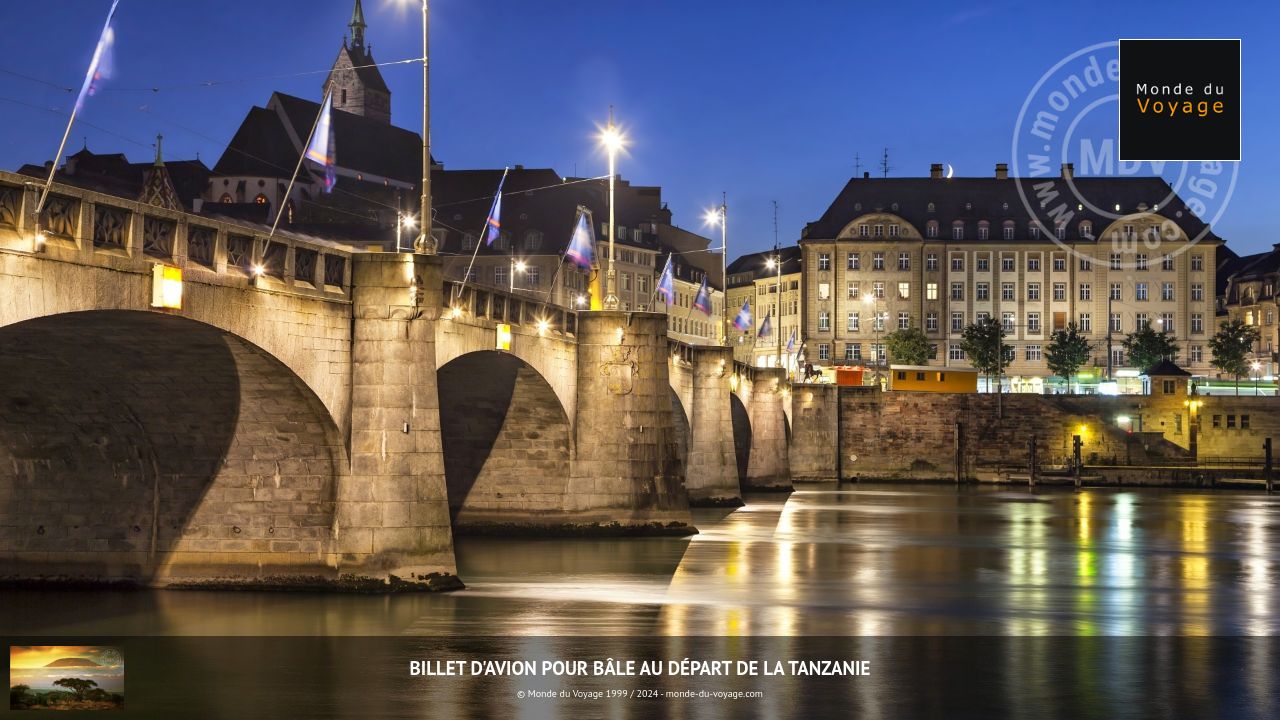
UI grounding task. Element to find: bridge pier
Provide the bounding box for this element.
[338,254,460,589]
[683,346,742,506]
[563,312,694,534]
[745,368,793,492]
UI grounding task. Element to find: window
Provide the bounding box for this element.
[847,252,860,270]
[1162,255,1175,271]
[1212,414,1222,428]
[926,312,939,331]
[1191,345,1203,363]
[874,281,885,299]
[951,256,964,271]
[1002,283,1015,301]
[1135,282,1148,301]
[846,343,861,361]
[949,344,967,360]
[977,311,991,324]
[1079,221,1093,238]
[874,224,884,237]
[898,252,910,270]
[1191,283,1204,301]
[951,283,964,300]
[952,222,965,240]
[818,282,831,300]
[1003,225,1015,240]
[1242,415,1251,429]
[1163,379,1176,395]
[1029,225,1041,239]
[1028,283,1041,301]
[1112,348,1126,367]
[1110,313,1122,333]
[1110,253,1122,271]
[1162,282,1174,301]
[1027,313,1041,333]
[1053,283,1066,301]
[638,275,649,295]
[1079,283,1091,301]
[819,343,830,361]
[873,313,886,332]
[951,312,964,332]
[1026,345,1042,361]
[527,267,541,286]
[977,283,990,301]
[873,252,885,271]
[1191,255,1204,271]
[926,283,939,300]
[621,273,631,292]
[1227,415,1236,429]
[859,225,870,238]
[1002,312,1015,332]
[1137,312,1149,329]
[1002,257,1015,272]
[1053,257,1067,272]
[847,312,860,332]
[1028,257,1041,271]
[817,252,830,270]
[1078,313,1092,332]
[1110,283,1122,301]
[927,253,939,270]
[1136,254,1149,271]
[495,266,508,286]
[978,257,990,272]
[1056,224,1067,240]
[847,281,860,299]
[818,311,830,331]
[898,312,910,329]
[1080,257,1092,271]
[898,282,911,300]
[872,344,886,363]
[254,194,269,204]
[1160,312,1174,333]
[978,224,990,240]
[927,221,938,238]
[889,224,900,237]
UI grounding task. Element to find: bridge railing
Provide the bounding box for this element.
[443,279,577,336]
[0,171,354,300]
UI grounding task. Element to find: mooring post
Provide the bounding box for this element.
[1073,434,1083,489]
[954,421,964,484]
[1028,434,1037,489]
[1265,437,1273,493]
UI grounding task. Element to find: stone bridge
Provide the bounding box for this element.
[0,172,790,591]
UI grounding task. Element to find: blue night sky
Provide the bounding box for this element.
[2,1,1277,255]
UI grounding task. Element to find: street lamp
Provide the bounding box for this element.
[863,292,883,386]
[511,259,526,293]
[393,0,433,252]
[598,113,626,311]
[396,212,417,252]
[704,200,728,344]
[1252,360,1262,396]
[766,255,783,371]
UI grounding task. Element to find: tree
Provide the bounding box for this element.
[1045,322,1093,392]
[960,318,1012,383]
[1122,324,1178,373]
[10,684,31,707]
[52,678,97,700]
[884,327,931,366]
[1209,318,1261,395]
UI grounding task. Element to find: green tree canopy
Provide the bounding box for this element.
[960,319,1011,377]
[884,327,931,366]
[1046,322,1093,386]
[1209,318,1262,393]
[1122,324,1179,373]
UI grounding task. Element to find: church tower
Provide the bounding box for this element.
[323,0,391,123]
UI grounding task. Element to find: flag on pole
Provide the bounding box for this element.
[692,276,712,315]
[74,0,121,113]
[656,256,674,306]
[732,301,752,332]
[786,329,796,352]
[483,174,506,245]
[566,210,595,269]
[757,310,772,339]
[304,93,336,193]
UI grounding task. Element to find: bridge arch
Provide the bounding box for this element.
[0,310,346,583]
[436,350,572,530]
[730,393,752,485]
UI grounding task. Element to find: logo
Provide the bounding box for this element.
[1011,41,1238,269]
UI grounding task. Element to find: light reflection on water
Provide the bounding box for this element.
[4,484,1280,638]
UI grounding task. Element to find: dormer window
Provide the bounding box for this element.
[1002,220,1015,240]
[1079,220,1093,238]
[926,220,938,238]
[977,221,990,240]
[927,202,936,213]
[952,221,964,240]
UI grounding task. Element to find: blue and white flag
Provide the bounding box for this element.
[692,276,712,315]
[786,329,796,352]
[656,256,674,306]
[566,210,595,269]
[304,93,336,193]
[757,310,772,339]
[732,301,752,332]
[74,0,121,113]
[484,174,506,245]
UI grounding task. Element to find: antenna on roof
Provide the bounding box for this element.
[772,200,779,252]
[880,147,891,178]
[853,153,862,177]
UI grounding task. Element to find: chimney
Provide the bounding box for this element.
[930,163,944,179]
[863,171,870,179]
[1061,162,1074,179]
[995,163,1008,180]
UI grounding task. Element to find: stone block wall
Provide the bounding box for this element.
[682,346,741,505]
[789,384,841,481]
[744,367,792,490]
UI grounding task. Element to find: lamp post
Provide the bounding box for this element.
[767,255,783,371]
[418,0,433,252]
[863,292,883,386]
[705,200,728,344]
[511,259,525,293]
[1253,360,1262,396]
[599,112,625,311]
[397,212,417,252]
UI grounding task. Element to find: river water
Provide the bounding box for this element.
[5,484,1279,718]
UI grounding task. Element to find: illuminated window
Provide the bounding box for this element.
[254,194,268,204]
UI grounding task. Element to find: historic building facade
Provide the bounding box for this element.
[726,247,802,369]
[1219,244,1280,380]
[797,163,1224,391]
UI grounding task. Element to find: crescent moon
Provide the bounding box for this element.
[945,164,954,179]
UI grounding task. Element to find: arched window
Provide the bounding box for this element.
[1079,220,1093,239]
[254,194,268,205]
[219,193,233,204]
[977,220,990,240]
[1002,220,1016,240]
[926,220,938,238]
[951,220,965,240]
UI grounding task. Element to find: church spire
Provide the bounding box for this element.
[349,0,367,49]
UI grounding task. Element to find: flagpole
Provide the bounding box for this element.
[457,167,508,305]
[269,87,333,241]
